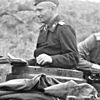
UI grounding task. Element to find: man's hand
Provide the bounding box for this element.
[36,54,52,65]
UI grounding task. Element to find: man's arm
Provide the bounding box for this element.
[50,25,79,68]
[77,34,100,72]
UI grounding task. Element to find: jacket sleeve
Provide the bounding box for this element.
[77,34,96,71]
[50,25,79,69]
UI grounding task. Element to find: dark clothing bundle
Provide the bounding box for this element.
[28,16,79,69]
[0,74,97,100]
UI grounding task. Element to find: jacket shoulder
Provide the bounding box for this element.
[94,33,100,41]
[58,21,65,25]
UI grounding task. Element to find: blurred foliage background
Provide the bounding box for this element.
[0,0,100,77]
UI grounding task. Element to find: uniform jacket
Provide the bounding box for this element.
[77,33,100,72]
[34,16,79,69]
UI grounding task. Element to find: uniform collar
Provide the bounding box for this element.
[47,15,61,32]
[40,15,63,32]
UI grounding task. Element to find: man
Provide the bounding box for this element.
[77,33,100,93]
[28,0,79,69]
[77,33,100,72]
[11,0,79,69]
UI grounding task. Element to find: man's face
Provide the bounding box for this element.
[35,2,54,24]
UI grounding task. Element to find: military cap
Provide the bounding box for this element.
[34,0,59,6]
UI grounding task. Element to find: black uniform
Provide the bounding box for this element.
[32,16,79,68]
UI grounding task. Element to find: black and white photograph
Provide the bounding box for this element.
[0,0,99,99]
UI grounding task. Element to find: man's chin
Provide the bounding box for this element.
[37,18,47,23]
[36,19,44,23]
[39,21,46,24]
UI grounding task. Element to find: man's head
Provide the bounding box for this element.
[34,0,59,24]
